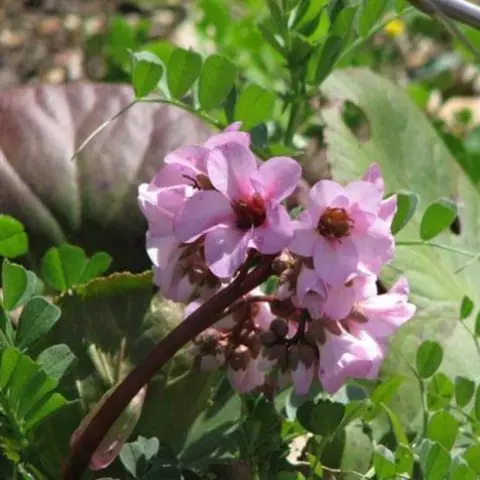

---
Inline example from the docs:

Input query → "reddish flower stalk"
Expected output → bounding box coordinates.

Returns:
[61,257,275,480]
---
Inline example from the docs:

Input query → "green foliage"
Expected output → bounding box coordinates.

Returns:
[131,51,164,98]
[198,54,238,110]
[420,198,457,241]
[40,244,112,291]
[454,376,475,407]
[167,48,202,99]
[235,84,276,130]
[0,216,28,259]
[0,347,68,475]
[391,191,419,235]
[1,260,37,312]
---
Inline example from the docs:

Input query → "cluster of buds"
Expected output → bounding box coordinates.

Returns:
[139,123,416,396]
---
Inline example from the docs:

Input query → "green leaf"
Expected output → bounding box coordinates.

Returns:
[464,444,480,473]
[37,344,76,381]
[374,445,396,479]
[41,244,87,291]
[420,198,457,241]
[0,347,68,437]
[363,375,404,421]
[16,297,61,350]
[0,215,28,258]
[198,54,237,110]
[234,84,276,130]
[451,461,477,480]
[391,191,419,235]
[297,399,345,436]
[313,35,344,85]
[167,48,202,99]
[426,372,453,411]
[427,411,457,450]
[474,385,480,420]
[416,341,443,378]
[475,312,480,336]
[395,445,414,476]
[120,435,160,477]
[381,403,409,446]
[79,252,112,284]
[395,0,408,12]
[422,442,451,480]
[2,259,37,311]
[358,0,388,37]
[131,51,164,98]
[321,68,480,437]
[454,376,475,407]
[460,296,474,319]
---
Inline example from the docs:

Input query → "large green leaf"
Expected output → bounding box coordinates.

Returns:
[322,68,480,430]
[33,272,216,453]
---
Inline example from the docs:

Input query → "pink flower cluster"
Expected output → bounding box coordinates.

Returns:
[139,124,416,396]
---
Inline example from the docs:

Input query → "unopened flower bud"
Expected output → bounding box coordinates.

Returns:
[270,318,289,338]
[260,330,278,347]
[229,344,252,371]
[244,331,261,358]
[299,344,317,368]
[266,343,288,365]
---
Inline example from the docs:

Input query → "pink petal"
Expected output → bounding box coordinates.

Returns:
[150,163,196,188]
[203,129,250,150]
[164,145,209,172]
[297,266,326,302]
[362,163,384,195]
[174,190,233,243]
[207,143,257,199]
[228,359,264,393]
[224,121,243,132]
[293,363,314,395]
[251,205,293,254]
[204,227,251,278]
[313,236,358,286]
[146,234,177,269]
[322,281,357,320]
[139,184,188,237]
[379,195,397,225]
[308,180,345,222]
[344,180,382,213]
[390,276,409,296]
[255,157,302,204]
[289,223,318,257]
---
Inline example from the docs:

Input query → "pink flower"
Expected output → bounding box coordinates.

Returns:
[175,143,301,278]
[290,166,395,286]
[318,327,384,394]
[295,267,375,321]
[228,354,266,393]
[164,122,250,173]
[347,276,416,342]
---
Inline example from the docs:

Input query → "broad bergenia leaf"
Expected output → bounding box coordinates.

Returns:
[322,68,480,431]
[0,83,210,269]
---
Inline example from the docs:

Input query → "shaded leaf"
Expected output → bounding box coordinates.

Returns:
[235,84,276,130]
[427,372,453,411]
[374,445,396,479]
[0,215,28,258]
[455,376,475,407]
[37,344,76,381]
[420,198,457,241]
[297,399,345,436]
[16,297,61,350]
[2,259,37,311]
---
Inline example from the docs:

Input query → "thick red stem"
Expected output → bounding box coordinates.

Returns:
[61,258,274,479]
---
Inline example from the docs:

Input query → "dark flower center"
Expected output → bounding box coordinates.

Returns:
[232,193,267,230]
[317,207,353,239]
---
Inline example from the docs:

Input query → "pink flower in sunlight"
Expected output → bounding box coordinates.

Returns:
[318,327,384,394]
[164,122,250,174]
[70,386,147,471]
[347,276,416,343]
[290,165,395,286]
[175,143,301,278]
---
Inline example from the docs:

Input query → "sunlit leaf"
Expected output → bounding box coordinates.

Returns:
[0,215,28,258]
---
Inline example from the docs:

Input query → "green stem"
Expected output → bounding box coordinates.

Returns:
[397,240,477,258]
[284,99,302,147]
[337,6,416,66]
